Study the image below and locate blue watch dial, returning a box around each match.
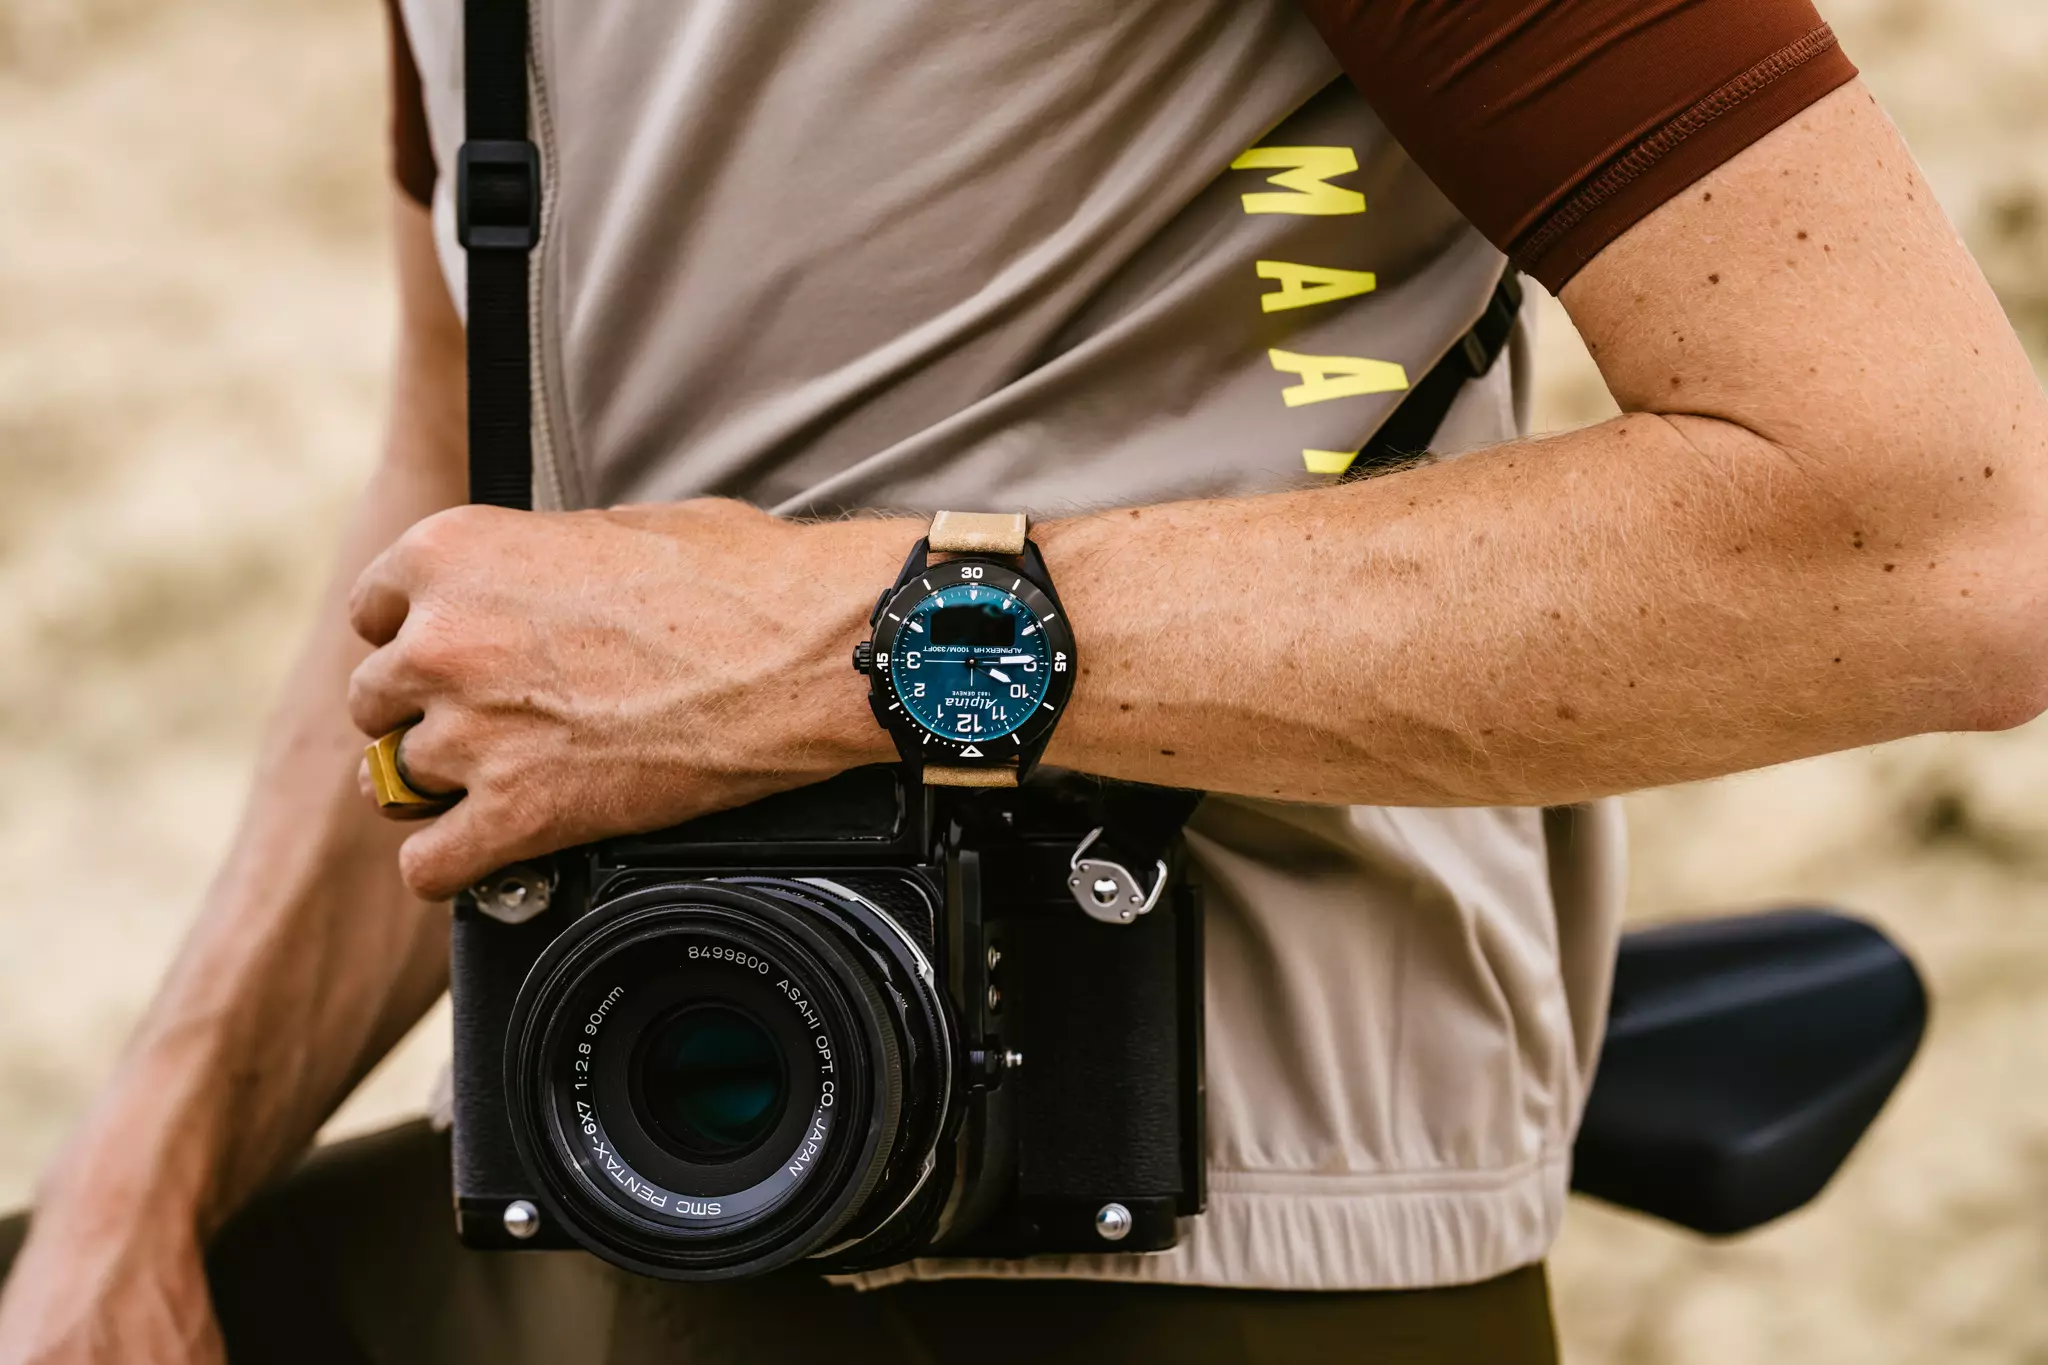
[886,581,1052,743]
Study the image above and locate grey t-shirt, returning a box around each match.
[396,0,1622,1290]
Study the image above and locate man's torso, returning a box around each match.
[396,0,1622,1290]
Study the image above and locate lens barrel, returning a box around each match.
[504,877,951,1280]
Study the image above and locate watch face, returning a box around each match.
[870,559,1073,763]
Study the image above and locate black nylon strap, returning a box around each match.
[1093,782,1204,874]
[1343,267,1524,481]
[1074,780,1204,897]
[461,0,536,511]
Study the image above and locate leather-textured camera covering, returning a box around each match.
[451,900,578,1249]
[1009,906,1184,1203]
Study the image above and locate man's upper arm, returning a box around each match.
[1299,0,2036,465]
[1306,0,2048,714]
[1300,0,1859,293]
[1562,83,2037,473]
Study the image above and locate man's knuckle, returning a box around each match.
[399,627,465,685]
[405,507,479,564]
[397,840,441,897]
[345,672,383,726]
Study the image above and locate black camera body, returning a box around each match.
[450,765,1204,1280]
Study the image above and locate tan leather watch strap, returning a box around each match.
[923,764,1020,788]
[929,510,1027,556]
[917,511,1031,787]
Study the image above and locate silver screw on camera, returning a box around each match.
[471,864,556,926]
[503,1200,541,1240]
[1094,1202,1133,1242]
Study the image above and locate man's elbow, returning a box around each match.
[1793,397,2048,736]
[1950,576,2048,734]
[1919,443,2048,734]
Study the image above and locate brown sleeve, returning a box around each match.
[386,0,438,206]
[1298,0,1857,291]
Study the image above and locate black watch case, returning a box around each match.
[856,543,1076,775]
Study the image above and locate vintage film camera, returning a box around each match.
[448,765,1204,1279]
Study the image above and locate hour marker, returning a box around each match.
[1011,734,1023,746]
[908,621,924,633]
[1012,576,1024,592]
[1042,701,1056,711]
[1021,624,1038,637]
[887,612,902,621]
[922,578,933,591]
[1042,611,1058,622]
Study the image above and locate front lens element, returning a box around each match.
[506,875,949,1279]
[637,1004,789,1160]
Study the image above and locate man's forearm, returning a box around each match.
[40,455,459,1235]
[1037,406,2041,806]
[1042,87,2048,808]
[33,196,468,1237]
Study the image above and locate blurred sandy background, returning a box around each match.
[2,0,2045,1358]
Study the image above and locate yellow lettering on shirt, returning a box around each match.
[1255,260,1377,314]
[1301,448,1361,476]
[1231,147,1365,216]
[1267,349,1409,407]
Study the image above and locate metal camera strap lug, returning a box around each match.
[469,862,559,925]
[1067,827,1170,925]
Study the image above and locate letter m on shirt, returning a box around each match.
[1231,146,1365,215]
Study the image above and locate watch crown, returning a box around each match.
[852,641,874,674]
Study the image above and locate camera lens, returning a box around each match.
[635,1004,789,1160]
[504,875,953,1280]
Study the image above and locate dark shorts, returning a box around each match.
[0,1122,1556,1364]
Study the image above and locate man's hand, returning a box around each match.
[347,499,903,899]
[0,1202,220,1365]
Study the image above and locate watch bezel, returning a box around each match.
[867,557,1076,767]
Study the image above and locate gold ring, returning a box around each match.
[366,726,458,816]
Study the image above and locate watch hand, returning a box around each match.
[987,668,1012,684]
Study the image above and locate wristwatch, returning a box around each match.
[853,511,1075,786]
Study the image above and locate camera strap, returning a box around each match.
[1065,782,1204,925]
[458,0,540,511]
[1341,267,1522,480]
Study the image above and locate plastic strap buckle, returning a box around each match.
[1067,827,1171,925]
[1457,270,1525,377]
[457,140,541,252]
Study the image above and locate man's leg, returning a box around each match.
[0,1212,24,1288]
[204,1120,620,1365]
[874,1266,1559,1365]
[9,1137,1557,1365]
[207,1122,919,1365]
